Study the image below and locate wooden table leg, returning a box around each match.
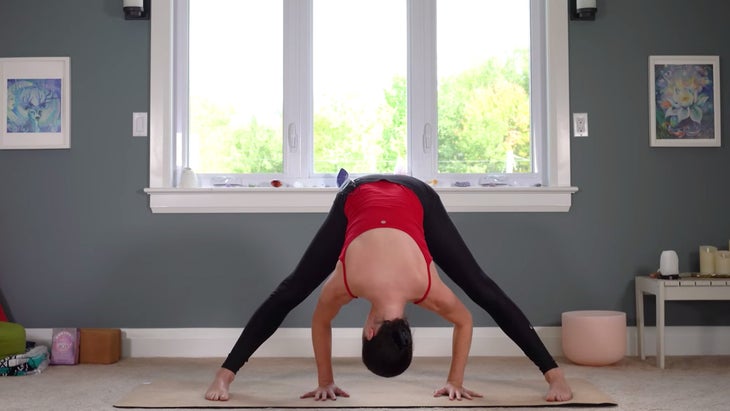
[635,281,645,360]
[656,284,666,369]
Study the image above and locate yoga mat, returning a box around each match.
[114,360,616,409]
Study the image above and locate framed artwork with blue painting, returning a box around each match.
[649,55,720,147]
[0,57,70,149]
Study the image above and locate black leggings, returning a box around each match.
[221,175,557,374]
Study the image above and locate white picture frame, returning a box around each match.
[0,57,71,149]
[649,55,721,147]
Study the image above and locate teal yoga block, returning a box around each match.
[0,322,26,358]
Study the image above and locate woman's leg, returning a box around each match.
[221,190,350,373]
[417,185,557,374]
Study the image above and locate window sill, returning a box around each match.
[144,186,578,213]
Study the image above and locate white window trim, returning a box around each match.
[145,0,577,213]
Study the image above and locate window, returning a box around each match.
[312,0,407,176]
[146,0,576,213]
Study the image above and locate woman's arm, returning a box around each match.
[311,293,342,387]
[446,302,472,387]
[301,277,352,400]
[427,283,473,386]
[420,275,480,399]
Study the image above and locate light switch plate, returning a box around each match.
[133,112,148,137]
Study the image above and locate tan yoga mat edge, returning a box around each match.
[114,378,616,409]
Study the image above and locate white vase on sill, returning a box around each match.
[179,167,199,188]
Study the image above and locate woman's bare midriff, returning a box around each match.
[342,227,431,302]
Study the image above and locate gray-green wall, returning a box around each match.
[1,0,729,329]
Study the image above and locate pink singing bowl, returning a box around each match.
[561,310,626,366]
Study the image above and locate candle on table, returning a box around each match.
[715,250,730,275]
[699,245,717,274]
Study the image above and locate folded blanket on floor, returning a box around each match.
[0,345,50,376]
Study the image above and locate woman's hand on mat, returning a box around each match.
[300,384,350,401]
[433,382,483,401]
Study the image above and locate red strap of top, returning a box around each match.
[413,261,431,304]
[342,262,357,299]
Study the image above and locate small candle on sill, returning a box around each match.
[699,245,717,274]
[715,250,730,275]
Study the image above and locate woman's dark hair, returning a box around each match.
[362,318,413,377]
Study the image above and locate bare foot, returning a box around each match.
[543,367,573,402]
[205,368,235,401]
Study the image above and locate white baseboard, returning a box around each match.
[24,326,730,358]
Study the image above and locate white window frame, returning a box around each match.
[145,0,577,213]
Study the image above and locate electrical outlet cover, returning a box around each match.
[573,113,588,137]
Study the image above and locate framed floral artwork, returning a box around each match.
[649,55,720,147]
[0,57,70,149]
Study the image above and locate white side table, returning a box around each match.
[635,276,730,368]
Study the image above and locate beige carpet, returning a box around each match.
[114,359,615,408]
[6,356,730,410]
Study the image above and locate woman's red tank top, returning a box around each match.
[338,180,432,304]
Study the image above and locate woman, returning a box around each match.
[205,174,572,402]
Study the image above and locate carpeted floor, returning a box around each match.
[1,356,729,410]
